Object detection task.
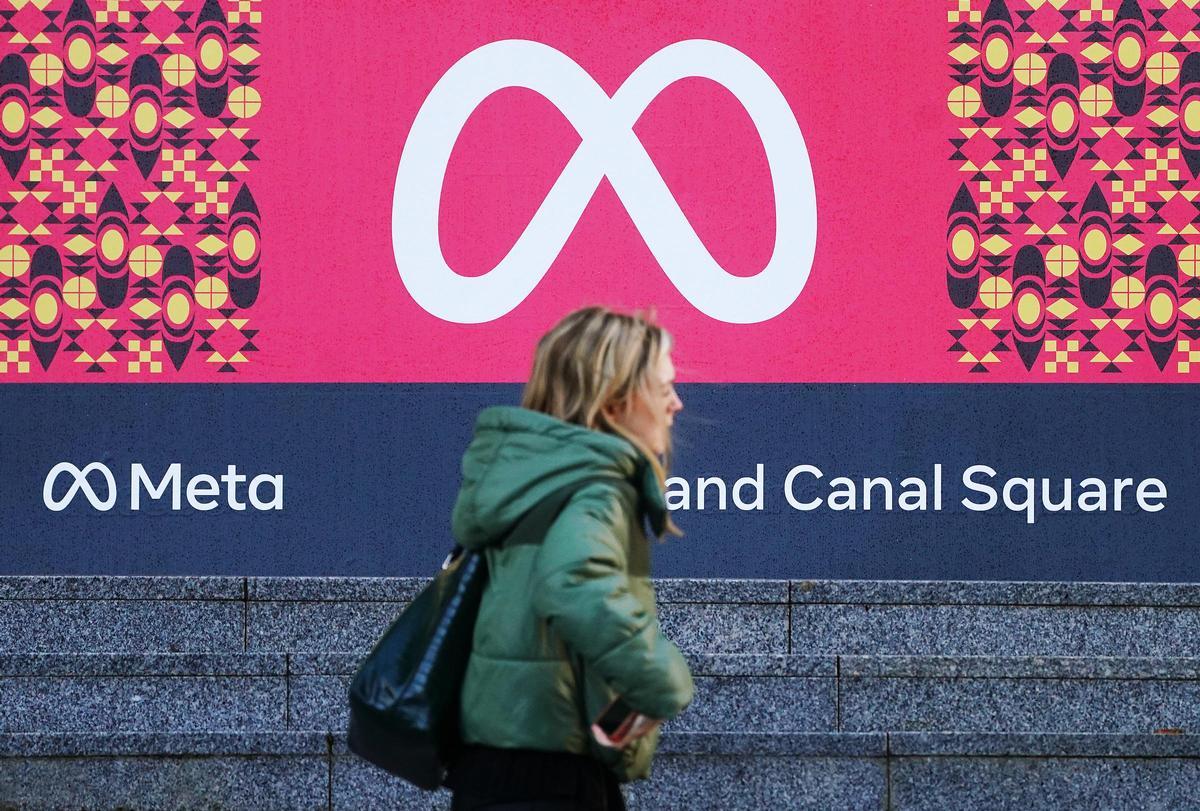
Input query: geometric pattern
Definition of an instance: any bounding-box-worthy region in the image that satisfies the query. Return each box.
[948,0,1200,374]
[0,0,260,375]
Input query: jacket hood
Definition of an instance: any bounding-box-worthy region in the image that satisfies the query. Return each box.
[451,405,668,549]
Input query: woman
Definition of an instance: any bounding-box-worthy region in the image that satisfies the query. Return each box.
[444,306,695,811]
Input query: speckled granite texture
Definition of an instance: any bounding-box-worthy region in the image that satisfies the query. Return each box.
[11,576,1200,657]
[246,601,411,653]
[664,676,834,733]
[0,755,330,810]
[0,577,795,655]
[7,732,1199,810]
[889,756,1200,811]
[842,657,1200,736]
[888,732,1200,757]
[0,675,286,734]
[841,655,1200,678]
[844,675,1200,734]
[790,579,1200,606]
[658,603,788,653]
[293,672,837,734]
[5,578,1200,807]
[246,599,788,655]
[791,604,1200,656]
[0,576,243,601]
[0,599,244,653]
[11,651,1200,738]
[331,754,453,810]
[247,577,427,602]
[293,653,837,732]
[0,731,328,757]
[624,754,885,810]
[0,653,285,676]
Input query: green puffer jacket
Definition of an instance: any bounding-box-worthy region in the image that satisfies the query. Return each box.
[451,405,694,783]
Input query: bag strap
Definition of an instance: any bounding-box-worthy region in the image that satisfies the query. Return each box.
[499,475,634,550]
[443,475,631,568]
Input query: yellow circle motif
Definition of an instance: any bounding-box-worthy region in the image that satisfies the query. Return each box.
[166,291,190,325]
[980,276,1013,309]
[950,229,975,263]
[63,276,97,309]
[200,38,224,72]
[1,100,25,135]
[228,86,262,119]
[985,37,1010,72]
[1047,245,1079,278]
[30,54,64,87]
[1185,100,1200,135]
[1149,292,1174,326]
[947,86,981,118]
[1180,245,1200,278]
[67,36,92,72]
[1080,85,1113,118]
[0,245,30,277]
[1016,291,1041,325]
[232,227,257,262]
[130,245,163,278]
[948,85,981,118]
[100,227,125,263]
[1014,53,1047,86]
[1083,228,1108,262]
[1117,35,1142,71]
[1050,99,1075,133]
[133,101,158,135]
[96,85,130,119]
[34,291,58,325]
[1147,53,1180,86]
[1111,276,1145,309]
[195,276,229,309]
[163,54,197,87]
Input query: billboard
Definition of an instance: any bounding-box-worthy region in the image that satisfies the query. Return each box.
[2,0,1197,579]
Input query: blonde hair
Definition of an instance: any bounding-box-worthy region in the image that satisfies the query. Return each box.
[522,305,682,538]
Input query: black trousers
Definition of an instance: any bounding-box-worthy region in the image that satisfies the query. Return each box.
[446,745,626,811]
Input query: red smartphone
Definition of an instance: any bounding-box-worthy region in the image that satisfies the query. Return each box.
[591,697,657,748]
[595,697,636,739]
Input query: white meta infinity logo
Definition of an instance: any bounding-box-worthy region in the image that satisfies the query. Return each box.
[43,462,117,512]
[392,39,817,324]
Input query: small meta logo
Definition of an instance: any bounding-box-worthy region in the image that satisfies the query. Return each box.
[43,463,283,513]
[393,39,817,324]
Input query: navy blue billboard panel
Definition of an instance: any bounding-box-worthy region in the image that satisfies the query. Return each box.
[1,384,1193,581]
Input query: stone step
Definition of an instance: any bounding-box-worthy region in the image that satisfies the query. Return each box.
[791,580,1200,656]
[7,576,1200,657]
[6,652,1200,737]
[0,577,787,655]
[2,731,1198,810]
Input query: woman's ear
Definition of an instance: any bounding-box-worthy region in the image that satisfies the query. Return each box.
[601,397,626,423]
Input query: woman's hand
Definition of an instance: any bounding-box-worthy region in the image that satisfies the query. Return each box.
[620,715,661,746]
